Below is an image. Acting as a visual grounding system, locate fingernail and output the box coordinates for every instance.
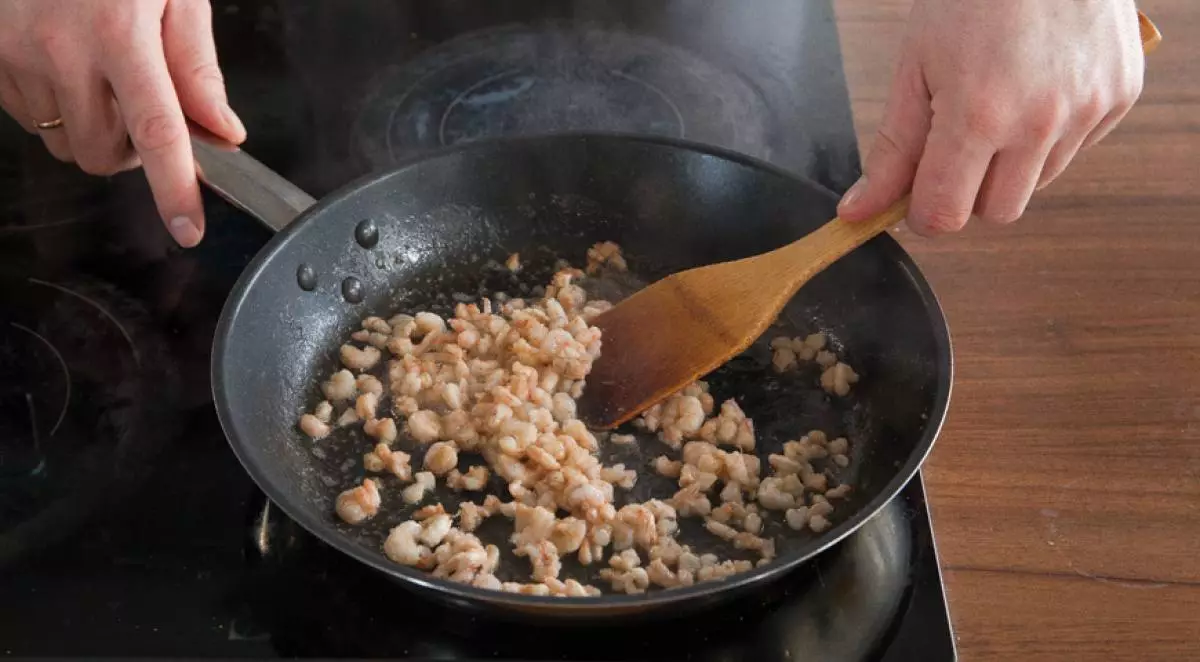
[222,104,247,141]
[169,216,203,247]
[839,176,868,212]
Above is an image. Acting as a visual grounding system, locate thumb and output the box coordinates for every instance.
[162,0,246,145]
[838,51,931,221]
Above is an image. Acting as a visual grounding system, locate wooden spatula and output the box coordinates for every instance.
[578,11,1161,430]
[577,198,908,430]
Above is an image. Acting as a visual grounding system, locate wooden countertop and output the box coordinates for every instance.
[834,1,1200,659]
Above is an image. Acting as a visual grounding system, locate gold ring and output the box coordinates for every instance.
[34,117,64,130]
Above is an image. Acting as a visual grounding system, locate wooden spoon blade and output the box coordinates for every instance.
[578,265,779,430]
[577,198,909,430]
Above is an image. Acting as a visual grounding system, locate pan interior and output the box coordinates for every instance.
[213,135,948,601]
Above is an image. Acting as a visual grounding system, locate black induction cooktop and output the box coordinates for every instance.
[0,2,955,659]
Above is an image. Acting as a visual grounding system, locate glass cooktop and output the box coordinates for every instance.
[0,1,954,659]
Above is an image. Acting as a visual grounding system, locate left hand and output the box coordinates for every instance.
[837,0,1146,235]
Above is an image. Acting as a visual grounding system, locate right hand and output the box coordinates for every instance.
[0,0,246,247]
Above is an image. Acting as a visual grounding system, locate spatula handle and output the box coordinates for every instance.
[1138,10,1161,53]
[767,196,910,280]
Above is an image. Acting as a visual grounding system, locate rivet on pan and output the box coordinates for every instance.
[354,219,380,249]
[296,264,317,291]
[341,276,365,304]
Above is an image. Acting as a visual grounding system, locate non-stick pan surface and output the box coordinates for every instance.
[209,133,952,618]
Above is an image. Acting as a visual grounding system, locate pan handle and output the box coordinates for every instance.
[191,127,317,233]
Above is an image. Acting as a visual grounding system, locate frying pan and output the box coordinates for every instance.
[196,132,952,618]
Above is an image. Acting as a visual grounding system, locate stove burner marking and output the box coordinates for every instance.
[439,68,521,146]
[436,67,688,147]
[254,499,272,555]
[28,278,140,366]
[23,393,45,476]
[10,322,70,438]
[609,69,686,138]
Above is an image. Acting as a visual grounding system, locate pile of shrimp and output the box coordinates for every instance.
[299,242,856,595]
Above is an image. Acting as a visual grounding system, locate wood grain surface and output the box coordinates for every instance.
[832,1,1200,659]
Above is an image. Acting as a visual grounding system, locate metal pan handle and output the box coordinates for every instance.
[191,127,316,233]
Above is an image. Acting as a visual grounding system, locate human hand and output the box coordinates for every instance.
[837,0,1146,235]
[0,0,245,247]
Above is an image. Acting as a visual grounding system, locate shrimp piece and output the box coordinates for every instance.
[517,540,562,582]
[418,513,453,547]
[383,521,427,565]
[363,417,398,444]
[363,442,412,480]
[299,414,330,440]
[424,442,459,476]
[408,410,443,444]
[340,344,382,371]
[402,472,436,505]
[313,400,333,423]
[355,392,379,420]
[446,466,489,491]
[321,369,357,402]
[355,374,384,396]
[335,479,381,524]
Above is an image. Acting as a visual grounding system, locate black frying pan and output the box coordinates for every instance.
[195,132,952,618]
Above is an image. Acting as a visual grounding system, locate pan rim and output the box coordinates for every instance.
[211,131,953,611]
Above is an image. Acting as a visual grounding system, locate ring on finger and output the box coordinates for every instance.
[34,117,64,130]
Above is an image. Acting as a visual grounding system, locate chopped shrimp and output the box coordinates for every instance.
[322,369,357,402]
[820,362,860,396]
[363,417,398,444]
[827,437,850,455]
[335,479,381,524]
[402,472,435,505]
[610,433,636,445]
[383,521,426,565]
[424,442,459,476]
[364,443,412,480]
[418,513,453,546]
[414,312,446,336]
[408,410,443,444]
[549,517,588,554]
[355,392,379,420]
[340,344,382,371]
[446,466,489,491]
[356,374,384,396]
[809,514,831,533]
[772,347,798,372]
[517,540,562,581]
[299,414,330,440]
[336,407,360,427]
[313,400,333,423]
[757,477,798,511]
[308,245,865,595]
[653,455,683,478]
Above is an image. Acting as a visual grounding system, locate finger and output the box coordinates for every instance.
[1037,103,1110,191]
[56,66,138,175]
[13,74,72,162]
[973,145,1051,225]
[1080,102,1134,151]
[907,113,997,236]
[163,0,245,143]
[0,71,36,133]
[838,49,931,221]
[105,21,205,248]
